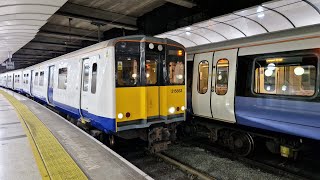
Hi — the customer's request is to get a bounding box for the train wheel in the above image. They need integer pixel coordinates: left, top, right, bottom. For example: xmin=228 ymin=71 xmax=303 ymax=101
xmin=231 ymin=132 xmax=254 ymax=156
xmin=108 ymin=135 xmax=115 ymax=148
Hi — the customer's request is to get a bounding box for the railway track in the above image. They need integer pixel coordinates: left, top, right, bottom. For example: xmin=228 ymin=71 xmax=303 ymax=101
xmin=180 ymin=137 xmax=315 ymax=180
xmin=154 ymin=152 xmax=215 ymax=180
xmin=19 ymin=92 xmax=314 ymax=180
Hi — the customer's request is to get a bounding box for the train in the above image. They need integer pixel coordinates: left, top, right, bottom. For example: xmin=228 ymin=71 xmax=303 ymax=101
xmin=0 ymin=35 xmax=186 ymax=153
xmin=1 ymin=25 xmax=320 ymax=158
xmin=186 ymin=24 xmax=320 ymax=159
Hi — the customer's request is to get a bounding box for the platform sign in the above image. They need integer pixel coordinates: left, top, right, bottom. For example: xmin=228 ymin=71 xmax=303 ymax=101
xmin=6 ymin=61 xmax=14 ymax=70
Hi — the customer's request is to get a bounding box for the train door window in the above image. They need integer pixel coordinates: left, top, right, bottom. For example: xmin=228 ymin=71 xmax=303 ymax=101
xmin=254 ymin=55 xmax=317 ymax=97
xmin=58 ymin=68 xmax=68 ymax=90
xmin=26 ymin=74 xmax=29 ymax=84
xmin=216 ymin=59 xmax=229 ymax=95
xmin=83 ymin=64 xmax=90 ymax=92
xmin=146 ymin=55 xmax=158 ymax=85
xmin=39 ymin=71 xmax=44 ymax=86
xmin=91 ymin=63 xmax=97 ymax=93
xmin=17 ymin=75 xmax=20 ymax=83
xmin=34 ymin=72 xmax=39 ymax=85
xmin=198 ymin=60 xmax=209 ymax=94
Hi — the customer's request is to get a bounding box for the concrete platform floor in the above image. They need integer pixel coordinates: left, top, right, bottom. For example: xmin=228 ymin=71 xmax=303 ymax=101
xmin=0 ymin=89 xmax=152 ymax=180
xmin=0 ymin=94 xmax=41 ymax=180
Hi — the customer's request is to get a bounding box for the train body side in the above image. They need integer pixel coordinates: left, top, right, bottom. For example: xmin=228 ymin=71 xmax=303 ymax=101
xmin=189 ymin=25 xmax=320 ymax=141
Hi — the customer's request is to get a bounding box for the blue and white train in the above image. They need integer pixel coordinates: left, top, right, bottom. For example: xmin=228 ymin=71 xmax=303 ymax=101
xmin=187 ymin=24 xmax=320 ymax=158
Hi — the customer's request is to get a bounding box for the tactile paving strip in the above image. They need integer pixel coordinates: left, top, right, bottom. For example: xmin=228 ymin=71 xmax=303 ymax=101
xmin=0 ymin=90 xmax=88 ymax=180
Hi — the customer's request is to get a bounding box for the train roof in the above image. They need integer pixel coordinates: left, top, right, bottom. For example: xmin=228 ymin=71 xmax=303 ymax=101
xmin=186 ymin=24 xmax=320 ymax=56
xmin=24 ymin=35 xmax=183 ymax=69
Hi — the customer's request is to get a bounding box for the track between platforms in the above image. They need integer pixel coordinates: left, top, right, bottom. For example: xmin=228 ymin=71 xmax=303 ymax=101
xmin=0 ymin=90 xmax=88 ymax=180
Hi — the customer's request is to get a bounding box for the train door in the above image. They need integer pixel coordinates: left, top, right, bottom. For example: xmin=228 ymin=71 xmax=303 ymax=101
xmin=47 ymin=65 xmax=55 ymax=105
xmin=210 ymin=49 xmax=237 ymax=123
xmin=192 ymin=52 xmax=213 ymax=118
xmin=30 ymin=70 xmax=34 ymax=96
xmin=145 ymin=52 xmax=161 ymax=120
xmin=80 ymin=57 xmax=97 ymax=118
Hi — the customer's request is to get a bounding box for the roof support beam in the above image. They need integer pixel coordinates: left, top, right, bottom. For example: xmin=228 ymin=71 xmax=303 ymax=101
xmin=20 ymin=48 xmax=66 ymax=54
xmin=57 ymin=3 xmax=138 ymax=30
xmin=37 ymin=31 xmax=98 ymax=42
xmin=13 ymin=54 xmax=52 ymax=59
xmin=29 ymin=41 xmax=82 ymax=49
xmin=165 ymin=0 xmax=196 ymax=8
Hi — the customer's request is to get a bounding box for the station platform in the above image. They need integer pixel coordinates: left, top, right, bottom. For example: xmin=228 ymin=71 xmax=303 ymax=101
xmin=0 ymin=88 xmax=152 ymax=180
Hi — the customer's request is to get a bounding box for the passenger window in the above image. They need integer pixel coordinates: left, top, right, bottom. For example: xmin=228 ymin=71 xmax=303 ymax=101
xmin=83 ymin=64 xmax=90 ymax=92
xmin=39 ymin=71 xmax=44 ymax=86
xmin=91 ymin=63 xmax=97 ymax=93
xmin=58 ymin=68 xmax=68 ymax=90
xmin=34 ymin=72 xmax=39 ymax=85
xmin=216 ymin=59 xmax=229 ymax=95
xmin=254 ymin=55 xmax=317 ymax=97
xmin=198 ymin=60 xmax=209 ymax=94
xmin=146 ymin=55 xmax=158 ymax=85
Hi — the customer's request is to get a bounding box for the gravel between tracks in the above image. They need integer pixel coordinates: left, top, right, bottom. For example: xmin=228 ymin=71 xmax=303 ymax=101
xmin=165 ymin=144 xmax=294 ymax=180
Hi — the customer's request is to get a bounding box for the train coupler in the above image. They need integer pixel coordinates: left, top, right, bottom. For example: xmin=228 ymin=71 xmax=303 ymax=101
xmin=148 ymin=127 xmax=171 ymax=153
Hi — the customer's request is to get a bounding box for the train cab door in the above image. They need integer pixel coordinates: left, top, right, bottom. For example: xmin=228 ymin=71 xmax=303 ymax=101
xmin=145 ymin=52 xmax=161 ymax=120
xmin=80 ymin=57 xmax=98 ymax=119
xmin=192 ymin=52 xmax=213 ymax=118
xmin=47 ymin=65 xmax=55 ymax=105
xmin=210 ymin=49 xmax=237 ymax=123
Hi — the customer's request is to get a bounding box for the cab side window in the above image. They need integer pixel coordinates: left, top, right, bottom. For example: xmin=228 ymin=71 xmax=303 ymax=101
xmin=91 ymin=63 xmax=97 ymax=94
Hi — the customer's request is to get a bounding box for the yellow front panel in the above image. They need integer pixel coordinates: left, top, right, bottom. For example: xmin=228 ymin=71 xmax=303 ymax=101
xmin=146 ymin=86 xmax=159 ymax=117
xmin=116 ymin=85 xmax=185 ymax=124
xmin=116 ymin=87 xmax=147 ymax=122
xmin=160 ymin=85 xmax=186 ymax=116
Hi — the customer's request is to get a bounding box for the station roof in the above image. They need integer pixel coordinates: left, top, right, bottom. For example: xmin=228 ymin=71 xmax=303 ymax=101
xmin=0 ymin=0 xmax=68 ymax=64
xmin=156 ymin=0 xmax=320 ymax=47
xmin=1 ymin=0 xmax=319 ymax=72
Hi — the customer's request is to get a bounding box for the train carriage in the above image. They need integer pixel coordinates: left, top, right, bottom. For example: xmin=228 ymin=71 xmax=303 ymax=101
xmin=1 ymin=35 xmax=186 ymax=152
xmin=187 ymin=24 xmax=320 ymax=158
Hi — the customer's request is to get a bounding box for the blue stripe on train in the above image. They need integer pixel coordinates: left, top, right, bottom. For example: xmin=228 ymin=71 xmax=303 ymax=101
xmin=235 ymin=96 xmax=320 ymax=140
xmin=53 ymin=100 xmax=116 ymax=133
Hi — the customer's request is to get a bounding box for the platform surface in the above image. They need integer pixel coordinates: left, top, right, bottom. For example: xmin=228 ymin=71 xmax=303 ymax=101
xmin=0 ymin=89 xmax=151 ymax=180
xmin=0 ymin=94 xmax=41 ymax=180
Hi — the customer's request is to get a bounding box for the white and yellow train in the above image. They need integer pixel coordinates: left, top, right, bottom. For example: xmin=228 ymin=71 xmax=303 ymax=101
xmin=0 ymin=35 xmax=186 ymax=152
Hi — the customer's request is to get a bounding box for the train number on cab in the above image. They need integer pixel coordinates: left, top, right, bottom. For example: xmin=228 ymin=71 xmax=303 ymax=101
xmin=171 ymin=89 xmax=182 ymax=93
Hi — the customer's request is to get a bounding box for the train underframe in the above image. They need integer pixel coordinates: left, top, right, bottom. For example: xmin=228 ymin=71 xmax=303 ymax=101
xmin=182 ymin=115 xmax=318 ymax=160
xmin=74 ymin=117 xmax=180 ymax=153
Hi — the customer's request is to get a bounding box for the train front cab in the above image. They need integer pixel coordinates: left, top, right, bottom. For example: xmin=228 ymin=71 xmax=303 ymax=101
xmin=114 ymin=39 xmax=186 ymax=152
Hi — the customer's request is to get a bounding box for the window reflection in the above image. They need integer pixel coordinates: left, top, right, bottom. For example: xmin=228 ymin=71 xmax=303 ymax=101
xmin=116 ymin=56 xmax=140 ymax=86
xmin=146 ymin=58 xmax=157 ymax=85
xmin=198 ymin=60 xmax=209 ymax=94
xmin=254 ymin=56 xmax=317 ymax=96
xmin=216 ymin=59 xmax=229 ymax=95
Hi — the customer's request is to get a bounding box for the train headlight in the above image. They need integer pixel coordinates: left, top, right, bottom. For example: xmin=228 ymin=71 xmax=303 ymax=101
xmin=118 ymin=113 xmax=124 ymax=119
xmin=168 ymin=107 xmax=175 ymax=114
xmin=181 ymin=106 xmax=185 ymax=111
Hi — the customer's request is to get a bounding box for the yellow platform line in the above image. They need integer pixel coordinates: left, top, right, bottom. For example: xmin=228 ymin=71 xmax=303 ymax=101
xmin=0 ymin=90 xmax=88 ymax=180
